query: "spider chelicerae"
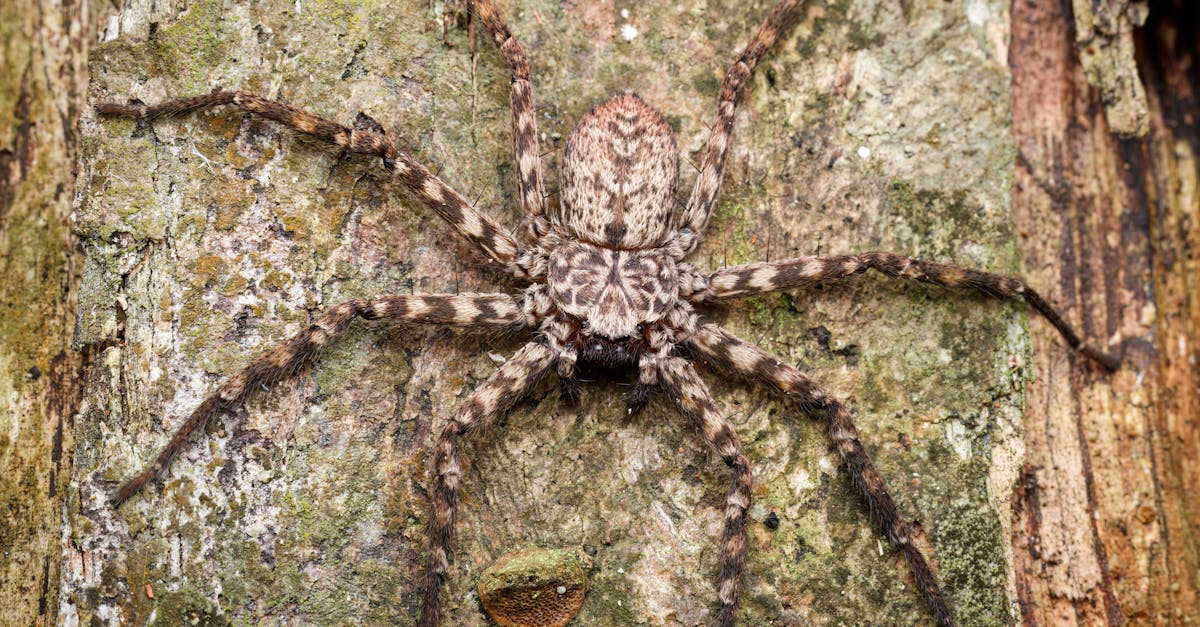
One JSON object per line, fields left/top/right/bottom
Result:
{"left": 98, "top": 0, "right": 1119, "bottom": 625}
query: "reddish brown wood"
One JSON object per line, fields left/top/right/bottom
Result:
{"left": 1011, "top": 0, "right": 1199, "bottom": 623}
{"left": 1134, "top": 0, "right": 1200, "bottom": 621}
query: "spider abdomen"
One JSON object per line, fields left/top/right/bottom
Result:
{"left": 548, "top": 241, "right": 678, "bottom": 340}
{"left": 558, "top": 93, "right": 679, "bottom": 249}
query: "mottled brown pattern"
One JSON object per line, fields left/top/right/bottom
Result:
{"left": 96, "top": 0, "right": 1119, "bottom": 624}
{"left": 685, "top": 324, "right": 953, "bottom": 626}
{"left": 559, "top": 93, "right": 679, "bottom": 249}
{"left": 660, "top": 356, "right": 752, "bottom": 627}
{"left": 110, "top": 294, "right": 527, "bottom": 507}
{"left": 696, "top": 252, "right": 1118, "bottom": 370}
{"left": 547, "top": 241, "right": 678, "bottom": 339}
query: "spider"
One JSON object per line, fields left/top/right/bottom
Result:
{"left": 97, "top": 0, "right": 1119, "bottom": 624}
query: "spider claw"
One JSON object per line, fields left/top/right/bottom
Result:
{"left": 1084, "top": 346, "right": 1121, "bottom": 373}
{"left": 625, "top": 383, "right": 652, "bottom": 416}
{"left": 559, "top": 378, "right": 581, "bottom": 407}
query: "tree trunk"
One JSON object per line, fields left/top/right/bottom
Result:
{"left": 0, "top": 0, "right": 93, "bottom": 623}
{"left": 59, "top": 0, "right": 1197, "bottom": 625}
{"left": 1010, "top": 0, "right": 1199, "bottom": 623}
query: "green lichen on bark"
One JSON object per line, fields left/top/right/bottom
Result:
{"left": 70, "top": 0, "right": 1026, "bottom": 624}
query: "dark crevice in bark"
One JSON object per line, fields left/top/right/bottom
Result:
{"left": 0, "top": 64, "right": 35, "bottom": 225}
{"left": 1009, "top": 0, "right": 1190, "bottom": 622}
{"left": 1134, "top": 0, "right": 1200, "bottom": 619}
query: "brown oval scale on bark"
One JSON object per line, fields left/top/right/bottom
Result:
{"left": 477, "top": 547, "right": 589, "bottom": 627}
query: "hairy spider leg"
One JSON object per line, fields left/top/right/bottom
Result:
{"left": 422, "top": 341, "right": 556, "bottom": 627}
{"left": 469, "top": 0, "right": 550, "bottom": 240}
{"left": 98, "top": 93, "right": 522, "bottom": 268}
{"left": 678, "top": 0, "right": 808, "bottom": 255}
{"left": 94, "top": 0, "right": 1054, "bottom": 623}
{"left": 694, "top": 252, "right": 1120, "bottom": 371}
{"left": 687, "top": 323, "right": 955, "bottom": 626}
{"left": 660, "top": 356, "right": 754, "bottom": 627}
{"left": 110, "top": 294, "right": 528, "bottom": 507}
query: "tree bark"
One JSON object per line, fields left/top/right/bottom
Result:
{"left": 0, "top": 0, "right": 94, "bottom": 623}
{"left": 1011, "top": 0, "right": 1199, "bottom": 624}
{"left": 60, "top": 0, "right": 1197, "bottom": 625}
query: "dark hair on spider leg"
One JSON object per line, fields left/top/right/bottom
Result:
{"left": 559, "top": 378, "right": 581, "bottom": 407}
{"left": 625, "top": 383, "right": 652, "bottom": 416}
{"left": 1083, "top": 346, "right": 1121, "bottom": 373}
{"left": 111, "top": 468, "right": 156, "bottom": 508}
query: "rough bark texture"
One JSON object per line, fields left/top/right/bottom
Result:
{"left": 1136, "top": 4, "right": 1200, "bottom": 620}
{"left": 1071, "top": 0, "right": 1150, "bottom": 137}
{"left": 0, "top": 0, "right": 93, "bottom": 624}
{"left": 1010, "top": 0, "right": 1199, "bottom": 624}
{"left": 61, "top": 0, "right": 1194, "bottom": 625}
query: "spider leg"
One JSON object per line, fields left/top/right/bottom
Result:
{"left": 422, "top": 340, "right": 555, "bottom": 627}
{"left": 677, "top": 0, "right": 809, "bottom": 254}
{"left": 97, "top": 93, "right": 521, "bottom": 268}
{"left": 659, "top": 356, "right": 753, "bottom": 627}
{"left": 685, "top": 323, "right": 956, "bottom": 627}
{"left": 111, "top": 293, "right": 529, "bottom": 508}
{"left": 692, "top": 253, "right": 1119, "bottom": 371}
{"left": 470, "top": 0, "right": 550, "bottom": 240}
{"left": 629, "top": 321, "right": 678, "bottom": 415}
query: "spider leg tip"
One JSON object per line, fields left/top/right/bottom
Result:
{"left": 558, "top": 378, "right": 581, "bottom": 407}
{"left": 1082, "top": 346, "right": 1121, "bottom": 373}
{"left": 110, "top": 487, "right": 131, "bottom": 509}
{"left": 625, "top": 384, "right": 652, "bottom": 416}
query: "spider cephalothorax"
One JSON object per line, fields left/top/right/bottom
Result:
{"left": 533, "top": 92, "right": 693, "bottom": 407}
{"left": 99, "top": 1, "right": 1118, "bottom": 625}
{"left": 546, "top": 238, "right": 679, "bottom": 341}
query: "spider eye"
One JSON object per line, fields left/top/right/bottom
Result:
{"left": 382, "top": 157, "right": 396, "bottom": 172}
{"left": 635, "top": 324, "right": 645, "bottom": 334}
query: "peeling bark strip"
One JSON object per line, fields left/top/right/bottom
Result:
{"left": 1010, "top": 0, "right": 1127, "bottom": 620}
{"left": 1010, "top": 0, "right": 1199, "bottom": 623}
{"left": 1134, "top": 0, "right": 1200, "bottom": 620}
{"left": 1071, "top": 0, "right": 1151, "bottom": 137}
